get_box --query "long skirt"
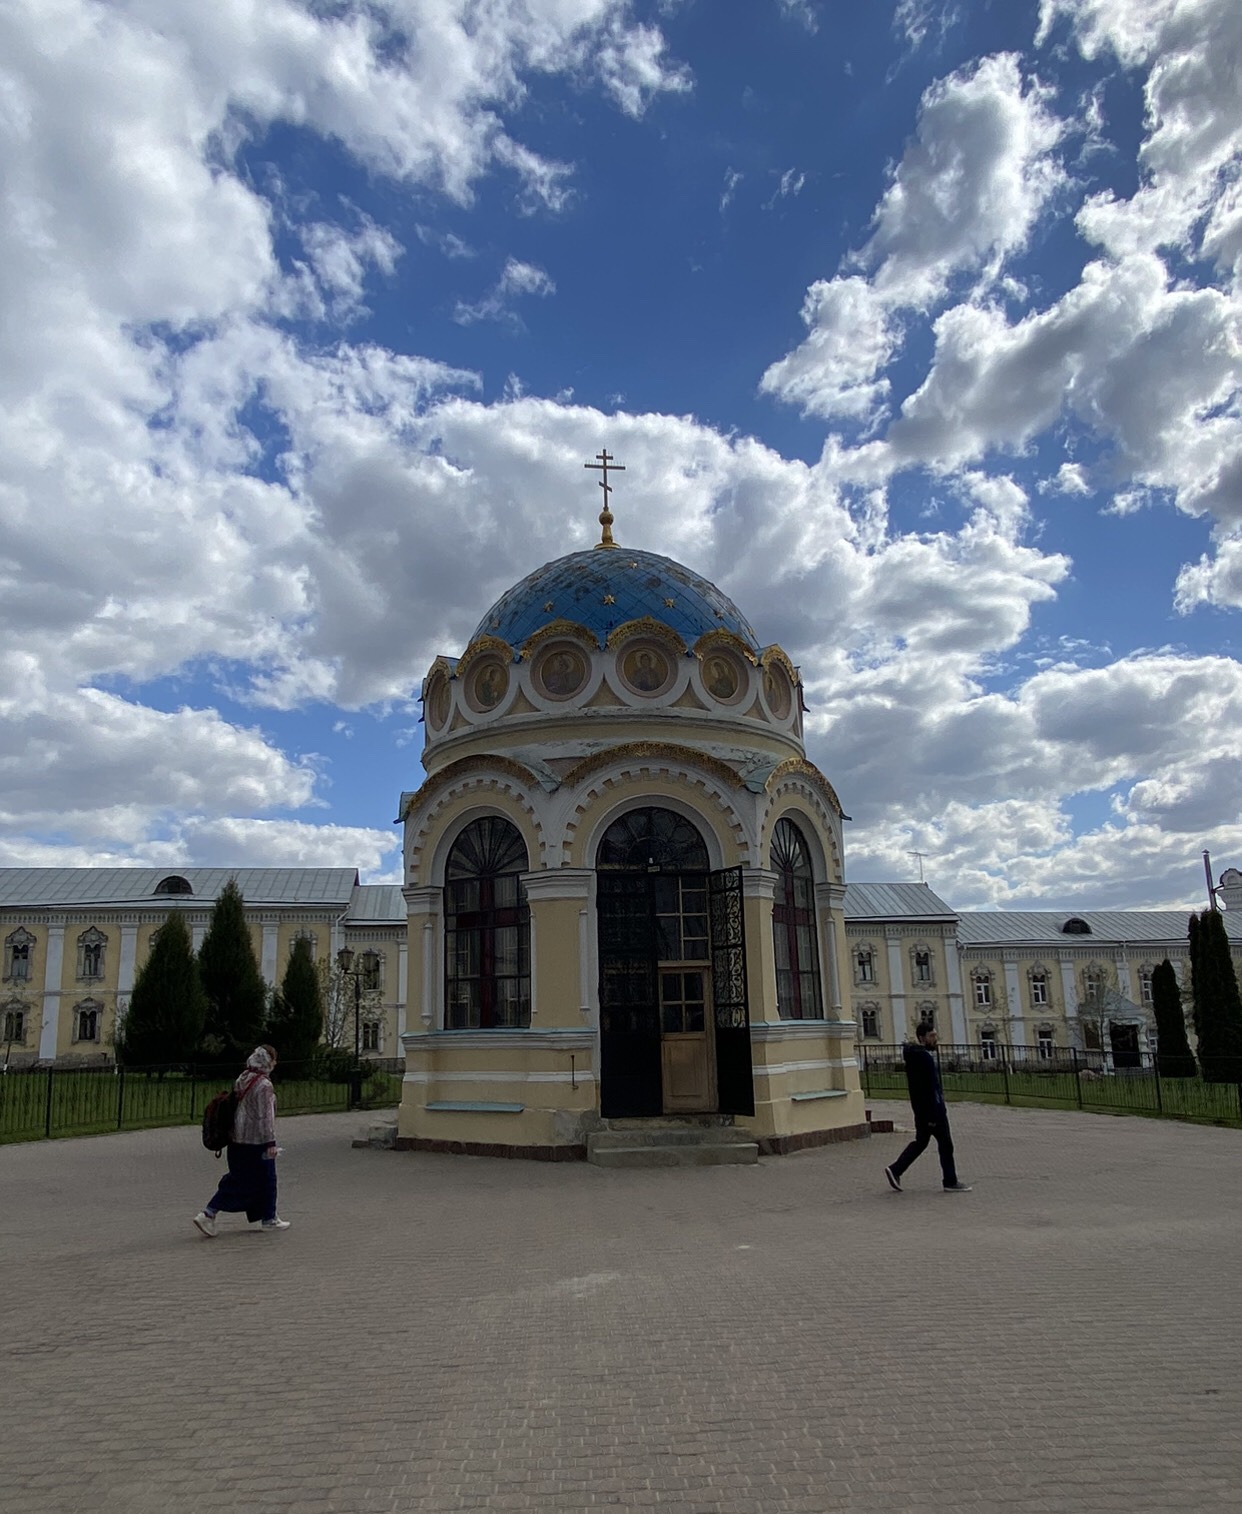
[205,1142,277,1224]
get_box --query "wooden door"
[659,967,716,1112]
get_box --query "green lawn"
[862,1065,1242,1128]
[0,1065,401,1144]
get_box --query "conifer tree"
[197,879,267,1062]
[266,936,323,1073]
[1188,909,1242,1083]
[117,912,207,1066]
[1151,958,1196,1080]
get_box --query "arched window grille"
[445,817,531,1029]
[771,818,823,1020]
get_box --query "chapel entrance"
[596,807,752,1119]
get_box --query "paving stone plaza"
[3,1102,1239,1513]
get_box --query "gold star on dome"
[628,561,638,568]
[664,598,675,608]
[544,601,554,612]
[490,620,500,630]
[602,593,616,605]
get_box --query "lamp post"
[336,945,362,1107]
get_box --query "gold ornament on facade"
[563,741,746,794]
[455,634,515,676]
[603,616,688,655]
[765,759,845,818]
[400,754,542,821]
[518,618,600,659]
[692,627,760,666]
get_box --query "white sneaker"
[193,1211,217,1238]
[260,1217,290,1230]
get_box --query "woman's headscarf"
[245,1046,274,1073]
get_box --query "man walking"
[884,1022,971,1192]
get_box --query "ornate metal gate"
[709,865,753,1115]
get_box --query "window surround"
[5,928,35,983]
[3,1002,26,1045]
[73,999,103,1043]
[858,1003,881,1040]
[853,943,877,986]
[771,817,824,1021]
[971,968,993,1008]
[910,943,934,986]
[77,927,107,981]
[1027,963,1049,1007]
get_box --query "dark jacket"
[902,1042,946,1122]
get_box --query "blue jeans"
[205,1143,277,1223]
[890,1112,958,1187]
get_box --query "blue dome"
[473,548,761,653]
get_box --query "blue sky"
[2,0,1241,909]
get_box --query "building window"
[1061,916,1092,935]
[1138,967,1154,1005]
[359,950,382,993]
[5,928,35,982]
[915,1003,936,1032]
[361,1020,381,1052]
[77,927,107,980]
[1029,970,1048,1006]
[1037,1026,1055,1060]
[859,1005,880,1040]
[1082,967,1105,1004]
[445,816,531,1030]
[980,1026,998,1060]
[1082,1022,1103,1052]
[854,946,875,985]
[771,818,823,1020]
[154,875,193,895]
[912,947,933,985]
[3,1005,25,1045]
[973,971,992,1007]
[292,930,317,960]
[74,1001,101,1043]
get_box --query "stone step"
[588,1126,754,1150]
[593,1114,736,1131]
[589,1141,759,1168]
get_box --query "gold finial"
[585,448,625,549]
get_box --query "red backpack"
[200,1072,262,1156]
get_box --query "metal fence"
[858,1043,1242,1125]
[0,1058,404,1144]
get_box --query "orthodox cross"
[585,448,625,549]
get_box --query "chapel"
[395,455,864,1159]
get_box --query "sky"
[2,0,1241,911]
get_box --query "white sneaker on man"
[193,1211,217,1238]
[259,1217,291,1230]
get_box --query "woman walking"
[194,1046,290,1235]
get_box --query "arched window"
[858,1003,881,1040]
[445,817,530,1029]
[854,944,876,984]
[3,1002,26,1045]
[77,927,107,980]
[74,1000,102,1043]
[1028,967,1049,1006]
[154,875,193,895]
[1061,916,1091,935]
[973,969,993,1007]
[5,928,35,982]
[911,946,933,985]
[771,818,823,1020]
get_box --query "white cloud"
[454,258,556,324]
[761,53,1066,420]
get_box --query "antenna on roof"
[907,850,928,883]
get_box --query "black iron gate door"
[598,871,662,1117]
[709,865,754,1115]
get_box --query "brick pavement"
[2,1101,1240,1513]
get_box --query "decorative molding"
[562,740,743,796]
[764,760,844,819]
[691,628,760,666]
[517,619,600,657]
[455,634,517,674]
[603,616,689,655]
[401,754,540,823]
